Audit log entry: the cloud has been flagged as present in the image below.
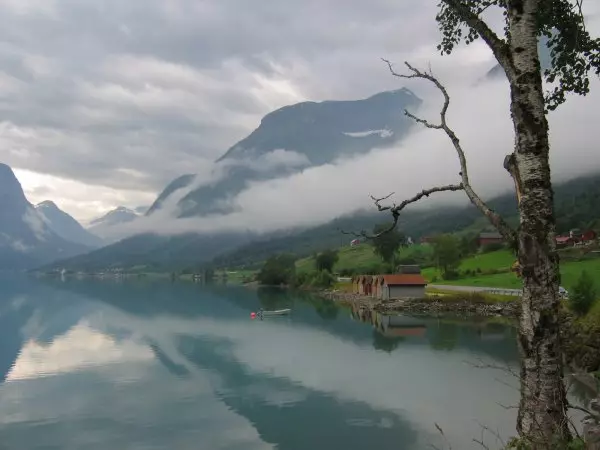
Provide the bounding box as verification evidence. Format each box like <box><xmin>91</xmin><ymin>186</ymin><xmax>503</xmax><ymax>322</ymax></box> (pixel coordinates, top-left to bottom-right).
<box><xmin>1</xmin><ymin>0</ymin><xmax>599</xmax><ymax>226</ymax></box>
<box><xmin>106</xmin><ymin>69</ymin><xmax>600</xmax><ymax>239</ymax></box>
<box><xmin>0</xmin><ymin>0</ymin><xmax>491</xmax><ymax>219</ymax></box>
<box><xmin>13</xmin><ymin>168</ymin><xmax>156</xmax><ymax>221</ymax></box>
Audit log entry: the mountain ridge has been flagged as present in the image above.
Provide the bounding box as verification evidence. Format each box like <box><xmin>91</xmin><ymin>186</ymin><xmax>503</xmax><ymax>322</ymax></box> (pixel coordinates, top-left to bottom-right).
<box><xmin>0</xmin><ymin>163</ymin><xmax>92</xmax><ymax>270</ymax></box>
<box><xmin>36</xmin><ymin>200</ymin><xmax>104</xmax><ymax>248</ymax></box>
<box><xmin>149</xmin><ymin>88</ymin><xmax>421</xmax><ymax>218</ymax></box>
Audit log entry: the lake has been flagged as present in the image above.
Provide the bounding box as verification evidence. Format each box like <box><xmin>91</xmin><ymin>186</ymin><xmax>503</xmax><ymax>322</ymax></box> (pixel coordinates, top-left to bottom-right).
<box><xmin>0</xmin><ymin>276</ymin><xmax>534</xmax><ymax>449</ymax></box>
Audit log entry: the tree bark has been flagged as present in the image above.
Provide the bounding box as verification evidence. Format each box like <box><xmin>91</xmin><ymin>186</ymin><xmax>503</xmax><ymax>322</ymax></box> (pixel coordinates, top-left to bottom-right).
<box><xmin>507</xmin><ymin>0</ymin><xmax>571</xmax><ymax>445</ymax></box>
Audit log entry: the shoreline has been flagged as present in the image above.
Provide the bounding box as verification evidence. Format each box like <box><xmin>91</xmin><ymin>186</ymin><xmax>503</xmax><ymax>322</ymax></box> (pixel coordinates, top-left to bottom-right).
<box><xmin>316</xmin><ymin>289</ymin><xmax>521</xmax><ymax>318</ymax></box>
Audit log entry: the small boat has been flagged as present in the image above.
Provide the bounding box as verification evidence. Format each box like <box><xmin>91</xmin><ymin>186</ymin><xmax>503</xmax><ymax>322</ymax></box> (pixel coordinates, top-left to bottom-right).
<box><xmin>259</xmin><ymin>308</ymin><xmax>291</xmax><ymax>316</ymax></box>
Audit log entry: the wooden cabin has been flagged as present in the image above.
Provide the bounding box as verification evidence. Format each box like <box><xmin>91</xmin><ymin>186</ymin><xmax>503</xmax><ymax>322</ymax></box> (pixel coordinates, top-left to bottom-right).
<box><xmin>380</xmin><ymin>274</ymin><xmax>428</xmax><ymax>300</ymax></box>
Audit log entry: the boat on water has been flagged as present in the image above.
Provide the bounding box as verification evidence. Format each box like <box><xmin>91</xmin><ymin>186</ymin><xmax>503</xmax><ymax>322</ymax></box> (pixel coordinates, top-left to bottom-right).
<box><xmin>260</xmin><ymin>308</ymin><xmax>291</xmax><ymax>316</ymax></box>
<box><xmin>250</xmin><ymin>309</ymin><xmax>292</xmax><ymax>319</ymax></box>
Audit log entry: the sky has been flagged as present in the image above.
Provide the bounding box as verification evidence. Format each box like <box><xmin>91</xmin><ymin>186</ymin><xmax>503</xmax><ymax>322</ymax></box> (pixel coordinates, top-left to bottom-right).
<box><xmin>2</xmin><ymin>0</ymin><xmax>600</xmax><ymax>230</ymax></box>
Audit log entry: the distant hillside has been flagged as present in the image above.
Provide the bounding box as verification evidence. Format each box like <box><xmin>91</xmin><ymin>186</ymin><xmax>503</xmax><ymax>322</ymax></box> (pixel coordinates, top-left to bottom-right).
<box><xmin>210</xmin><ymin>174</ymin><xmax>600</xmax><ymax>269</ymax></box>
<box><xmin>38</xmin><ymin>232</ymin><xmax>255</xmax><ymax>273</ymax></box>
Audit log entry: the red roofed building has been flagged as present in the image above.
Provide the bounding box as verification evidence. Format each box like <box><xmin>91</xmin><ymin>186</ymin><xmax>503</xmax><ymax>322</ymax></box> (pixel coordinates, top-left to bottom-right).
<box><xmin>582</xmin><ymin>230</ymin><xmax>597</xmax><ymax>243</ymax></box>
<box><xmin>379</xmin><ymin>274</ymin><xmax>428</xmax><ymax>300</ymax></box>
<box><xmin>555</xmin><ymin>236</ymin><xmax>574</xmax><ymax>248</ymax></box>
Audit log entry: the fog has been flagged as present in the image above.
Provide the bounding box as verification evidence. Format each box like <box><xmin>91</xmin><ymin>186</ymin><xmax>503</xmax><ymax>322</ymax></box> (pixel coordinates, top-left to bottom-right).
<box><xmin>105</xmin><ymin>73</ymin><xmax>600</xmax><ymax>240</ymax></box>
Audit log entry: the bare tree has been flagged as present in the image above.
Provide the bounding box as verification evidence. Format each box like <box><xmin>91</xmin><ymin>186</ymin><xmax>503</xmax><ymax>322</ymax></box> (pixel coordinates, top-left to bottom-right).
<box><xmin>362</xmin><ymin>1</ymin><xmax>599</xmax><ymax>448</ymax></box>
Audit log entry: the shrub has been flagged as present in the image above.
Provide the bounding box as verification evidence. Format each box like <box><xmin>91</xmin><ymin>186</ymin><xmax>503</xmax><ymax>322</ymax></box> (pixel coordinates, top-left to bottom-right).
<box><xmin>315</xmin><ymin>249</ymin><xmax>339</xmax><ymax>273</ymax></box>
<box><xmin>309</xmin><ymin>270</ymin><xmax>336</xmax><ymax>288</ymax></box>
<box><xmin>481</xmin><ymin>242</ymin><xmax>505</xmax><ymax>253</ymax></box>
<box><xmin>293</xmin><ymin>272</ymin><xmax>310</xmax><ymax>288</ymax></box>
<box><xmin>363</xmin><ymin>263</ymin><xmax>385</xmax><ymax>275</ymax></box>
<box><xmin>397</xmin><ymin>257</ymin><xmax>417</xmax><ymax>265</ymax></box>
<box><xmin>442</xmin><ymin>270</ymin><xmax>460</xmax><ymax>280</ymax></box>
<box><xmin>570</xmin><ymin>270</ymin><xmax>597</xmax><ymax>315</ymax></box>
<box><xmin>338</xmin><ymin>268</ymin><xmax>355</xmax><ymax>277</ymax></box>
<box><xmin>256</xmin><ymin>254</ymin><xmax>296</xmax><ymax>286</ymax></box>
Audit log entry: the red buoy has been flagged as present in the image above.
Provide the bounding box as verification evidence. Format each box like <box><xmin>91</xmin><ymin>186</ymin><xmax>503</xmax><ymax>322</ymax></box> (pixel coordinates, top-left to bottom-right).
<box><xmin>250</xmin><ymin>312</ymin><xmax>256</xmax><ymax>319</ymax></box>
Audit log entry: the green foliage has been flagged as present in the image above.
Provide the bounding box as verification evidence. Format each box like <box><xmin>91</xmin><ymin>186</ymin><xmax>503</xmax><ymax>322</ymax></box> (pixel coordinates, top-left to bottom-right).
<box><xmin>309</xmin><ymin>270</ymin><xmax>336</xmax><ymax>288</ymax></box>
<box><xmin>458</xmin><ymin>233</ymin><xmax>478</xmax><ymax>257</ymax></box>
<box><xmin>371</xmin><ymin>223</ymin><xmax>406</xmax><ymax>264</ymax></box>
<box><xmin>431</xmin><ymin>234</ymin><xmax>462</xmax><ymax>280</ymax></box>
<box><xmin>338</xmin><ymin>267</ymin><xmax>356</xmax><ymax>277</ymax></box>
<box><xmin>315</xmin><ymin>249</ymin><xmax>339</xmax><ymax>273</ymax></box>
<box><xmin>256</xmin><ymin>253</ymin><xmax>297</xmax><ymax>286</ymax></box>
<box><xmin>481</xmin><ymin>242</ymin><xmax>505</xmax><ymax>253</ymax></box>
<box><xmin>538</xmin><ymin>2</ymin><xmax>600</xmax><ymax>110</ymax></box>
<box><xmin>570</xmin><ymin>270</ymin><xmax>597</xmax><ymax>315</ymax></box>
<box><xmin>435</xmin><ymin>0</ymin><xmax>600</xmax><ymax>110</ymax></box>
<box><xmin>210</xmin><ymin>175</ymin><xmax>600</xmax><ymax>271</ymax></box>
<box><xmin>295</xmin><ymin>270</ymin><xmax>336</xmax><ymax>289</ymax></box>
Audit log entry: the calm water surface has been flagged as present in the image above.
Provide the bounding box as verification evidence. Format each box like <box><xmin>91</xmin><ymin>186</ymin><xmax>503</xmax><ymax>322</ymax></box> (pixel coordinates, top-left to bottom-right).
<box><xmin>0</xmin><ymin>276</ymin><xmax>526</xmax><ymax>449</ymax></box>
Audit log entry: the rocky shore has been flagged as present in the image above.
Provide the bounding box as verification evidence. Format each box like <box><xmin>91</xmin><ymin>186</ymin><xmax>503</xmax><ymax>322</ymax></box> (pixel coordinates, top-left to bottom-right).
<box><xmin>318</xmin><ymin>289</ymin><xmax>520</xmax><ymax>317</ymax></box>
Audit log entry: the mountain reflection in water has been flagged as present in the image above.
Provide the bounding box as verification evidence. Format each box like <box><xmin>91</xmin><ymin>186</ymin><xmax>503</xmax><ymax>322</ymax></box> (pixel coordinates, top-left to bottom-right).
<box><xmin>0</xmin><ymin>277</ymin><xmax>533</xmax><ymax>450</ymax></box>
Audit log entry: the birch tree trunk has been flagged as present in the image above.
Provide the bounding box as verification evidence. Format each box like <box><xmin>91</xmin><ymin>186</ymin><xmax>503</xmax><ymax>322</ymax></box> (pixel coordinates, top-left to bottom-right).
<box><xmin>507</xmin><ymin>0</ymin><xmax>571</xmax><ymax>444</ymax></box>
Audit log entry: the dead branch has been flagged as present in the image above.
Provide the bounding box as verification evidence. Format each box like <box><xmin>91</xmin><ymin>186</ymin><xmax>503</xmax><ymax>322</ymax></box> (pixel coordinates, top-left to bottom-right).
<box><xmin>472</xmin><ymin>438</ymin><xmax>491</xmax><ymax>450</ymax></box>
<box><xmin>382</xmin><ymin>59</ymin><xmax>517</xmax><ymax>246</ymax></box>
<box><xmin>567</xmin><ymin>402</ymin><xmax>600</xmax><ymax>423</ymax></box>
<box><xmin>435</xmin><ymin>423</ymin><xmax>453</xmax><ymax>450</ymax></box>
<box><xmin>476</xmin><ymin>420</ymin><xmax>507</xmax><ymax>446</ymax></box>
<box><xmin>341</xmin><ymin>184</ymin><xmax>463</xmax><ymax>239</ymax></box>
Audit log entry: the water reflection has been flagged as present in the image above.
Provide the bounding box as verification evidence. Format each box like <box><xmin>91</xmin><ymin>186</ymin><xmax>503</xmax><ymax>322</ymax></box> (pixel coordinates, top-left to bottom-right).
<box><xmin>349</xmin><ymin>302</ymin><xmax>519</xmax><ymax>361</ymax></box>
<box><xmin>0</xmin><ymin>276</ymin><xmax>552</xmax><ymax>450</ymax></box>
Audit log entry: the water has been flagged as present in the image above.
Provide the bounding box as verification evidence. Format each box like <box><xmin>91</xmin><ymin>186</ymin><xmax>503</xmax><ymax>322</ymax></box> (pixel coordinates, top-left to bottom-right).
<box><xmin>0</xmin><ymin>276</ymin><xmax>526</xmax><ymax>449</ymax></box>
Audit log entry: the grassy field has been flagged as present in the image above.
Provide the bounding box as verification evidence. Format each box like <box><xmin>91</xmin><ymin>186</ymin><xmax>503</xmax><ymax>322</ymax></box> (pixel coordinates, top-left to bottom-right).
<box><xmin>296</xmin><ymin>243</ymin><xmax>433</xmax><ymax>274</ymax></box>
<box><xmin>297</xmin><ymin>244</ymin><xmax>600</xmax><ymax>293</ymax></box>
<box><xmin>434</xmin><ymin>257</ymin><xmax>600</xmax><ymax>292</ymax></box>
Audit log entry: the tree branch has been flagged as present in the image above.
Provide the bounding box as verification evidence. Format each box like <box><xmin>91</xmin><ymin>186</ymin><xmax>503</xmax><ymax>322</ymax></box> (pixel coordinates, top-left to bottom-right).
<box><xmin>441</xmin><ymin>0</ymin><xmax>514</xmax><ymax>79</ymax></box>
<box><xmin>383</xmin><ymin>59</ymin><xmax>517</xmax><ymax>246</ymax></box>
<box><xmin>567</xmin><ymin>402</ymin><xmax>599</xmax><ymax>423</ymax></box>
<box><xmin>341</xmin><ymin>184</ymin><xmax>464</xmax><ymax>239</ymax></box>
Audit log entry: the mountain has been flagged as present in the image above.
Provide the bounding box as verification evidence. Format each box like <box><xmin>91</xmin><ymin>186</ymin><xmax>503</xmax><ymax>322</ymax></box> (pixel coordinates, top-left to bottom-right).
<box><xmin>36</xmin><ymin>201</ymin><xmax>104</xmax><ymax>248</ymax></box>
<box><xmin>149</xmin><ymin>88</ymin><xmax>421</xmax><ymax>217</ymax></box>
<box><xmin>0</xmin><ymin>163</ymin><xmax>91</xmax><ymax>270</ymax></box>
<box><xmin>87</xmin><ymin>206</ymin><xmax>140</xmax><ymax>241</ymax></box>
<box><xmin>43</xmin><ymin>89</ymin><xmax>423</xmax><ymax>271</ymax></box>
<box><xmin>145</xmin><ymin>174</ymin><xmax>195</xmax><ymax>216</ymax></box>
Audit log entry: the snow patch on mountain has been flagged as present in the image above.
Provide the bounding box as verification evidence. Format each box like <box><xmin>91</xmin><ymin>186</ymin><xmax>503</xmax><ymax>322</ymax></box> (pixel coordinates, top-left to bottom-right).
<box><xmin>342</xmin><ymin>129</ymin><xmax>393</xmax><ymax>138</ymax></box>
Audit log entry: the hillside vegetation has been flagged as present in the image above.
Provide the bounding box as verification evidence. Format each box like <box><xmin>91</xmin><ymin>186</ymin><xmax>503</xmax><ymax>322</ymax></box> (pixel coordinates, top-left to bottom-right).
<box><xmin>212</xmin><ymin>174</ymin><xmax>600</xmax><ymax>270</ymax></box>
<box><xmin>298</xmin><ymin>245</ymin><xmax>600</xmax><ymax>293</ymax></box>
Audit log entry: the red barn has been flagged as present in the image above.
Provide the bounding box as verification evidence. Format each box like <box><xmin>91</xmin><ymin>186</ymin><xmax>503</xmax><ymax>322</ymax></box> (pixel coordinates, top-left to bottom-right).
<box><xmin>582</xmin><ymin>230</ymin><xmax>597</xmax><ymax>242</ymax></box>
<box><xmin>556</xmin><ymin>236</ymin><xmax>574</xmax><ymax>247</ymax></box>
